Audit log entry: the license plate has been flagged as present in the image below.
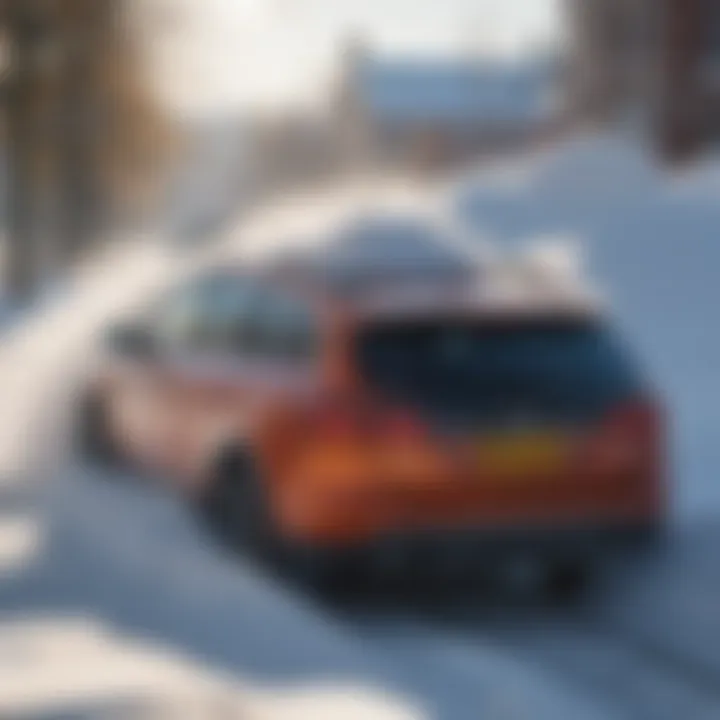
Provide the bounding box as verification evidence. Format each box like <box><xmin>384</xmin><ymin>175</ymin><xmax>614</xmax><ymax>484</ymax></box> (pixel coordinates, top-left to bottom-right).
<box><xmin>478</xmin><ymin>433</ymin><xmax>567</xmax><ymax>478</ymax></box>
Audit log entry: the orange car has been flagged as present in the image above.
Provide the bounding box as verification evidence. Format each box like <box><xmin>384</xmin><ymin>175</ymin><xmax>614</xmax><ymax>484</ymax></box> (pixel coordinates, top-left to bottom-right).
<box><xmin>79</xmin><ymin>249</ymin><xmax>665</xmax><ymax>587</ymax></box>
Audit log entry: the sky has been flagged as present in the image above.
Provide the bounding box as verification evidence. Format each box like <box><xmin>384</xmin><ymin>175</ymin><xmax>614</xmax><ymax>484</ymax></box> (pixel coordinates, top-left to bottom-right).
<box><xmin>155</xmin><ymin>0</ymin><xmax>562</xmax><ymax>116</ymax></box>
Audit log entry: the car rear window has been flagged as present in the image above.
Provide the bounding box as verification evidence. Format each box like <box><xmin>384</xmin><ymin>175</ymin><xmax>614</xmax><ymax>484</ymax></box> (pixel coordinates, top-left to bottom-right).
<box><xmin>356</xmin><ymin>318</ymin><xmax>642</xmax><ymax>428</ymax></box>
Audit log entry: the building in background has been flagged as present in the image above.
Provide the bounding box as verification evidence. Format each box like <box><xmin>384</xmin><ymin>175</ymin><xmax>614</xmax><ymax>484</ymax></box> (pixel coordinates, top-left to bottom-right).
<box><xmin>333</xmin><ymin>41</ymin><xmax>559</xmax><ymax>173</ymax></box>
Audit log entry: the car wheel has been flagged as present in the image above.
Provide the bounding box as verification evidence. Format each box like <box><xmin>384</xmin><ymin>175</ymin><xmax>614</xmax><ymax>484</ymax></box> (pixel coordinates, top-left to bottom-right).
<box><xmin>202</xmin><ymin>450</ymin><xmax>282</xmax><ymax>564</ymax></box>
<box><xmin>201</xmin><ymin>451</ymin><xmax>336</xmax><ymax>589</ymax></box>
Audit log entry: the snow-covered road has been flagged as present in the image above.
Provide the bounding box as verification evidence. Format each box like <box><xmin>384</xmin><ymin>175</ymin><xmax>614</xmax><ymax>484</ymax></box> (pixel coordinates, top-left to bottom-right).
<box><xmin>4</xmin><ymin>136</ymin><xmax>720</xmax><ymax>718</ymax></box>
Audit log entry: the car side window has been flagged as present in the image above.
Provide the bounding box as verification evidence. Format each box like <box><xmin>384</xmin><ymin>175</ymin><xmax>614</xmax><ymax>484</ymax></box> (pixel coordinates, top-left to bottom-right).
<box><xmin>198</xmin><ymin>275</ymin><xmax>255</xmax><ymax>352</ymax></box>
<box><xmin>148</xmin><ymin>284</ymin><xmax>204</xmax><ymax>352</ymax></box>
<box><xmin>238</xmin><ymin>285</ymin><xmax>318</xmax><ymax>362</ymax></box>
<box><xmin>145</xmin><ymin>274</ymin><xmax>318</xmax><ymax>362</ymax></box>
<box><xmin>149</xmin><ymin>273</ymin><xmax>253</xmax><ymax>353</ymax></box>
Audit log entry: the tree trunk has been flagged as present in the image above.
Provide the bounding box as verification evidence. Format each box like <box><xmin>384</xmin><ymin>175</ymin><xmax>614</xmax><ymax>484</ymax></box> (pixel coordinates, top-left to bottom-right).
<box><xmin>56</xmin><ymin>0</ymin><xmax>101</xmax><ymax>265</ymax></box>
<box><xmin>4</xmin><ymin>2</ymin><xmax>41</xmax><ymax>304</ymax></box>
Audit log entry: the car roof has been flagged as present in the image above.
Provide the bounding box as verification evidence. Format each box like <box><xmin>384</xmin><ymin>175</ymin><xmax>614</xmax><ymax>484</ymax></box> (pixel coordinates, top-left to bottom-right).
<box><xmin>255</xmin><ymin>214</ymin><xmax>603</xmax><ymax>324</ymax></box>
<box><xmin>258</xmin><ymin>212</ymin><xmax>480</xmax><ymax>300</ymax></box>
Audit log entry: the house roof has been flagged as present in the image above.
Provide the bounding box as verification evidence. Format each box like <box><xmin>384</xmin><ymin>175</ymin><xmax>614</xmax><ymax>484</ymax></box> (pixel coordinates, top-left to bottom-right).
<box><xmin>355</xmin><ymin>57</ymin><xmax>554</xmax><ymax>127</ymax></box>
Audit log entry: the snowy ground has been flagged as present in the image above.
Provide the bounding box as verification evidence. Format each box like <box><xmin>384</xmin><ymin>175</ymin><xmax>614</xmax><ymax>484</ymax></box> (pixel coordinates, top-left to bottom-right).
<box><xmin>4</xmin><ymin>135</ymin><xmax>720</xmax><ymax>718</ymax></box>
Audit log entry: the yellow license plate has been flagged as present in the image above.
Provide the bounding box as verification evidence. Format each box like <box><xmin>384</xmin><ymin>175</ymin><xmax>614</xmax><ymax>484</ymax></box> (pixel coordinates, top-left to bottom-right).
<box><xmin>479</xmin><ymin>433</ymin><xmax>567</xmax><ymax>477</ymax></box>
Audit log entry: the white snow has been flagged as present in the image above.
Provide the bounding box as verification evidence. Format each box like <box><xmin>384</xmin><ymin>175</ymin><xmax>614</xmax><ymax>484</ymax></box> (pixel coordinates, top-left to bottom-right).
<box><xmin>453</xmin><ymin>129</ymin><xmax>720</xmax><ymax>519</ymax></box>
<box><xmin>0</xmin><ymin>517</ymin><xmax>41</xmax><ymax>574</ymax></box>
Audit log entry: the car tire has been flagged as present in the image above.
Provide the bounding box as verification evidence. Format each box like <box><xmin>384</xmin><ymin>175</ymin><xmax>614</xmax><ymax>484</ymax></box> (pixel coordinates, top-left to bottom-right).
<box><xmin>201</xmin><ymin>450</ymin><xmax>336</xmax><ymax>590</ymax></box>
<box><xmin>202</xmin><ymin>450</ymin><xmax>282</xmax><ymax>564</ymax></box>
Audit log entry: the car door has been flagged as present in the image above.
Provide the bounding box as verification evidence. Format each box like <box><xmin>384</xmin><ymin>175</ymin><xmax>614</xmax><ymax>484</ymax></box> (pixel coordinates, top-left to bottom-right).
<box><xmin>241</xmin><ymin>283</ymin><xmax>321</xmax><ymax>403</ymax></box>
<box><xmin>169</xmin><ymin>278</ymin><xmax>322</xmax><ymax>492</ymax></box>
<box><xmin>104</xmin><ymin>280</ymin><xmax>209</xmax><ymax>473</ymax></box>
<box><xmin>159</xmin><ymin>272</ymin><xmax>258</xmax><ymax>487</ymax></box>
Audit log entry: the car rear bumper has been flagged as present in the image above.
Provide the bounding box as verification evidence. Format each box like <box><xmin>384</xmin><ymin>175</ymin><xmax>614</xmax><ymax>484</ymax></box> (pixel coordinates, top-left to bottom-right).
<box><xmin>286</xmin><ymin>518</ymin><xmax>665</xmax><ymax>576</ymax></box>
<box><xmin>370</xmin><ymin>519</ymin><xmax>662</xmax><ymax>560</ymax></box>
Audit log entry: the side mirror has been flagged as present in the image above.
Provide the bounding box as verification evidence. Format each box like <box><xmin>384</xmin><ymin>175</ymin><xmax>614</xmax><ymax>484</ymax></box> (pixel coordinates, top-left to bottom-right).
<box><xmin>104</xmin><ymin>323</ymin><xmax>157</xmax><ymax>360</ymax></box>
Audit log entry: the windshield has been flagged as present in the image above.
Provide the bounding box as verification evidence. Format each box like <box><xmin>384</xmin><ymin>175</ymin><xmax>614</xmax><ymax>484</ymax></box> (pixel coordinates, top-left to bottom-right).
<box><xmin>357</xmin><ymin>318</ymin><xmax>642</xmax><ymax>429</ymax></box>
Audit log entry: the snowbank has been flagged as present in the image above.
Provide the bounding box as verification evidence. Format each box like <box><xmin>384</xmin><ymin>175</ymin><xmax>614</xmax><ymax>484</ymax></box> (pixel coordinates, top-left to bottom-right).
<box><xmin>453</xmin><ymin>130</ymin><xmax>720</xmax><ymax>518</ymax></box>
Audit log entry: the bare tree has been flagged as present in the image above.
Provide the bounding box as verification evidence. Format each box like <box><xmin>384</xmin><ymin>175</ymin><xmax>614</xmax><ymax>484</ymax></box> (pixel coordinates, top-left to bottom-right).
<box><xmin>54</xmin><ymin>0</ymin><xmax>175</xmax><ymax>261</ymax></box>
<box><xmin>1</xmin><ymin>0</ymin><xmax>175</xmax><ymax>303</ymax></box>
<box><xmin>2</xmin><ymin>0</ymin><xmax>50</xmax><ymax>302</ymax></box>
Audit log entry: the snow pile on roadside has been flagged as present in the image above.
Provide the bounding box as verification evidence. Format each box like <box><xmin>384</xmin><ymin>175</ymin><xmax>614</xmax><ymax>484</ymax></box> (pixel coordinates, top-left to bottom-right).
<box><xmin>453</xmin><ymin>132</ymin><xmax>668</xmax><ymax>243</ymax></box>
<box><xmin>0</xmin><ymin>618</ymin><xmax>419</xmax><ymax>720</ymax></box>
<box><xmin>0</xmin><ymin>614</ymin><xmax>424</xmax><ymax>720</ymax></box>
<box><xmin>0</xmin><ymin>238</ymin><xmax>177</xmax><ymax>480</ymax></box>
<box><xmin>453</xmin><ymin>130</ymin><xmax>720</xmax><ymax>518</ymax></box>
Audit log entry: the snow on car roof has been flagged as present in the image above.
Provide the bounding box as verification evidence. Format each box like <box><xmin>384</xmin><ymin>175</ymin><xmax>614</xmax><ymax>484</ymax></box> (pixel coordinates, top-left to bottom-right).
<box><xmin>271</xmin><ymin>214</ymin><xmax>603</xmax><ymax>319</ymax></box>
<box><xmin>223</xmin><ymin>177</ymin><xmax>602</xmax><ymax>319</ymax></box>
<box><xmin>352</xmin><ymin>264</ymin><xmax>603</xmax><ymax>321</ymax></box>
<box><xmin>257</xmin><ymin>209</ymin><xmax>484</xmax><ymax>291</ymax></box>
<box><xmin>313</xmin><ymin>213</ymin><xmax>481</xmax><ymax>286</ymax></box>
